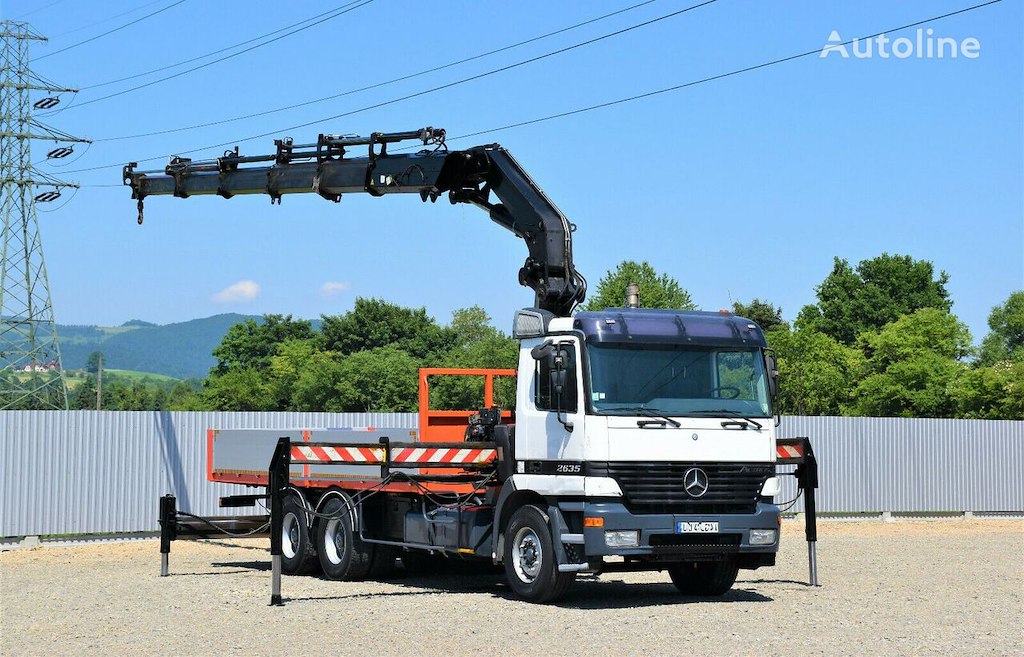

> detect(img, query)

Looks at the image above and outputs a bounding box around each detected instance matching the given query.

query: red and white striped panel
[391,446,497,465]
[291,445,385,463]
[776,444,804,459]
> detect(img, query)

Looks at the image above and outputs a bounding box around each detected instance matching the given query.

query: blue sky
[2,0,1021,347]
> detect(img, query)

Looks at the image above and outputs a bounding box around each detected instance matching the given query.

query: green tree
[978,291,1024,365]
[84,351,103,374]
[335,346,420,412]
[429,307,519,410]
[851,308,971,417]
[167,380,206,411]
[449,306,494,346]
[269,338,346,411]
[211,314,314,375]
[584,261,695,311]
[951,360,1024,419]
[797,254,952,344]
[68,375,98,410]
[320,297,451,360]
[267,338,319,409]
[202,368,277,411]
[766,327,859,415]
[291,355,346,412]
[732,299,788,332]
[203,314,314,409]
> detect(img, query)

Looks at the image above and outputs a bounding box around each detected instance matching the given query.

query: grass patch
[104,369,180,383]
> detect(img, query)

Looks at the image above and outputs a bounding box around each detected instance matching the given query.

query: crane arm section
[123,128,586,316]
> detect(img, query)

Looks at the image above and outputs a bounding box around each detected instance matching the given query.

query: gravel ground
[1,519,1022,656]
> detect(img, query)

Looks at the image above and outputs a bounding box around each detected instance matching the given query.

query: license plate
[677,521,719,534]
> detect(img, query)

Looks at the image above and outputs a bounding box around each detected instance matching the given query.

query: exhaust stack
[625,282,640,308]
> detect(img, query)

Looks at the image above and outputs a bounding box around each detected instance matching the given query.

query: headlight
[604,530,639,548]
[749,529,777,545]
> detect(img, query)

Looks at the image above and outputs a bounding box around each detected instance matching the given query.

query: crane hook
[137,198,145,225]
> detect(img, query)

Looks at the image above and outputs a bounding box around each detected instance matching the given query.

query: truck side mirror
[765,353,779,398]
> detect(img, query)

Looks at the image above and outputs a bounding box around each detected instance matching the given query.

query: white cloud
[320,281,351,297]
[212,280,261,303]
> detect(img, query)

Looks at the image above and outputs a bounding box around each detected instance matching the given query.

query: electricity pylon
[1,21,89,409]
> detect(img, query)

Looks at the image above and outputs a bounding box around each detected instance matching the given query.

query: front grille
[649,534,742,552]
[595,462,773,515]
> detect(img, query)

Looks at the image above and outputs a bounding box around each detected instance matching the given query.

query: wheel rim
[282,511,300,559]
[323,517,345,566]
[511,526,543,583]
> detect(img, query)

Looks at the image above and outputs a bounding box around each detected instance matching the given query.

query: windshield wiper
[689,409,764,430]
[600,406,681,428]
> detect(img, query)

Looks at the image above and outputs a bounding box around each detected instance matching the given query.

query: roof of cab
[572,308,767,348]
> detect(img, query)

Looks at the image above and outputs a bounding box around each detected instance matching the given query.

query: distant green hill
[58,314,260,379]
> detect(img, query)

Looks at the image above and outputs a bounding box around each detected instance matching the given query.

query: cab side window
[534,344,578,412]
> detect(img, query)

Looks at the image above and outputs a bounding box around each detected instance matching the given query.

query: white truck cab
[494,307,782,600]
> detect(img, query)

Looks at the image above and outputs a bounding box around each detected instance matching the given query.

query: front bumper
[578,500,780,567]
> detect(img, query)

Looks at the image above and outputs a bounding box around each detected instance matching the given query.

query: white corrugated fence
[1,411,1021,537]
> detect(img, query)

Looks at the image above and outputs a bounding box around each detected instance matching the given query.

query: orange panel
[417,367,516,483]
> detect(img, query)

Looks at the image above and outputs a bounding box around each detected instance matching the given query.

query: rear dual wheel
[280,494,318,575]
[316,494,375,580]
[281,490,394,580]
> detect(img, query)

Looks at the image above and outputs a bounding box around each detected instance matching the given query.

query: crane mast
[123,128,586,316]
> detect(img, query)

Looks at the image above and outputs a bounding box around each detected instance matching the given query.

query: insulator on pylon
[47,146,74,159]
[34,190,61,202]
[34,96,60,109]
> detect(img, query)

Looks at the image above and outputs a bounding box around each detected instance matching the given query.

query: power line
[78,0,373,91]
[35,0,188,61]
[11,0,67,20]
[61,0,374,109]
[64,0,1004,178]
[92,0,663,142]
[436,0,1003,143]
[444,1,1005,142]
[64,0,720,172]
[49,0,172,39]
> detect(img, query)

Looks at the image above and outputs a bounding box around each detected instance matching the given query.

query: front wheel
[503,505,575,603]
[668,558,739,596]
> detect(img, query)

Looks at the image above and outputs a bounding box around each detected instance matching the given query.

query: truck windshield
[586,343,772,418]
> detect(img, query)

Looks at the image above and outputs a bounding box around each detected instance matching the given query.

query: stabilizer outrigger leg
[777,437,820,586]
[158,494,175,576]
[268,437,291,606]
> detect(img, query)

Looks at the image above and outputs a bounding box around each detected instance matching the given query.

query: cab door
[515,337,585,462]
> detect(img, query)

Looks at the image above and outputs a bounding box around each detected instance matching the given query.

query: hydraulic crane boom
[123,127,586,316]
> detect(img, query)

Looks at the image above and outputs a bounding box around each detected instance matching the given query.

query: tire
[314,494,375,580]
[668,558,739,596]
[280,494,318,575]
[502,505,575,603]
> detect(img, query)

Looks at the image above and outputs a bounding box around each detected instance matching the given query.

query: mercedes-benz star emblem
[683,467,710,498]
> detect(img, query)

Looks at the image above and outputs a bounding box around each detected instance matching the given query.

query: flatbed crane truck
[128,128,819,604]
